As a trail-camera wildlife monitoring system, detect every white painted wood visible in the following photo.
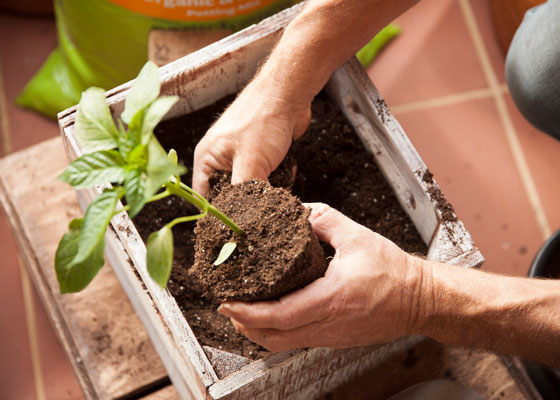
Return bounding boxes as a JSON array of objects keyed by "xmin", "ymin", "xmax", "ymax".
[
  {"xmin": 63, "ymin": 127, "xmax": 216, "ymax": 400},
  {"xmin": 58, "ymin": 2, "xmax": 483, "ymax": 399},
  {"xmin": 327, "ymin": 59, "xmax": 482, "ymax": 265}
]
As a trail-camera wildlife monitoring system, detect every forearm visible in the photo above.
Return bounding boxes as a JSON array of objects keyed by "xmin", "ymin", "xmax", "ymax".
[
  {"xmin": 415, "ymin": 261, "xmax": 560, "ymax": 366},
  {"xmin": 255, "ymin": 0, "xmax": 418, "ymax": 104}
]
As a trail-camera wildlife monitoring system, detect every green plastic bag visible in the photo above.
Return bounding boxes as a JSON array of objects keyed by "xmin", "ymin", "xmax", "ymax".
[
  {"xmin": 357, "ymin": 24, "xmax": 401, "ymax": 68},
  {"xmin": 17, "ymin": 0, "xmax": 294, "ymax": 118}
]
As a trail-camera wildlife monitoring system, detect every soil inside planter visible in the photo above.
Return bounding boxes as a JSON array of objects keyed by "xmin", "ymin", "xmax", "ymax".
[{"xmin": 132, "ymin": 92, "xmax": 428, "ymax": 360}]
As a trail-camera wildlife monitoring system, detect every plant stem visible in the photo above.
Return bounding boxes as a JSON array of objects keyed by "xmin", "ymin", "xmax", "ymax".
[
  {"xmin": 146, "ymin": 190, "xmax": 171, "ymax": 203},
  {"xmin": 111, "ymin": 205, "xmax": 130, "ymax": 218},
  {"xmin": 167, "ymin": 213, "xmax": 207, "ymax": 229},
  {"xmin": 165, "ymin": 182, "xmax": 243, "ymax": 235}
]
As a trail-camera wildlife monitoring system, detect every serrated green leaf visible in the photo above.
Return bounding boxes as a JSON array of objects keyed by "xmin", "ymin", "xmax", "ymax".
[
  {"xmin": 121, "ymin": 61, "xmax": 160, "ymax": 124},
  {"xmin": 72, "ymin": 188, "xmax": 124, "ymax": 265},
  {"xmin": 59, "ymin": 150, "xmax": 127, "ymax": 189},
  {"xmin": 168, "ymin": 149, "xmax": 178, "ymax": 166},
  {"xmin": 127, "ymin": 144, "xmax": 149, "ymax": 170},
  {"xmin": 55, "ymin": 218, "xmax": 105, "ymax": 293},
  {"xmin": 147, "ymin": 226, "xmax": 173, "ymax": 288},
  {"xmin": 145, "ymin": 139, "xmax": 186, "ymax": 198},
  {"xmin": 124, "ymin": 170, "xmax": 146, "ymax": 218},
  {"xmin": 75, "ymin": 87, "xmax": 118, "ymax": 153},
  {"xmin": 213, "ymin": 242, "xmax": 237, "ymax": 266},
  {"xmin": 141, "ymin": 96, "xmax": 179, "ymax": 145}
]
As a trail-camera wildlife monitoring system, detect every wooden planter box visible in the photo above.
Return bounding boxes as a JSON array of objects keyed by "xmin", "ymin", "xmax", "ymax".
[{"xmin": 58, "ymin": 4, "xmax": 483, "ymax": 399}]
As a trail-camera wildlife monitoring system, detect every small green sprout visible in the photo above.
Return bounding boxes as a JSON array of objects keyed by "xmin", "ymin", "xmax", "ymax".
[
  {"xmin": 55, "ymin": 61, "xmax": 242, "ymax": 293},
  {"xmin": 213, "ymin": 242, "xmax": 237, "ymax": 266}
]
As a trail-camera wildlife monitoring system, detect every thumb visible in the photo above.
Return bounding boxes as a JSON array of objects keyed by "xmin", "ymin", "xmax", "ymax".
[
  {"xmin": 231, "ymin": 151, "xmax": 272, "ymax": 185},
  {"xmin": 305, "ymin": 203, "xmax": 366, "ymax": 249}
]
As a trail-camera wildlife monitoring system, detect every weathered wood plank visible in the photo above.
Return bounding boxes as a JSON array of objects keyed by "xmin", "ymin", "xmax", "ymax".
[
  {"xmin": 0, "ymin": 138, "xmax": 169, "ymax": 400},
  {"xmin": 330, "ymin": 340, "xmax": 538, "ymax": 400},
  {"xmin": 148, "ymin": 29, "xmax": 233, "ymax": 67},
  {"xmin": 142, "ymin": 384, "xmax": 180, "ymax": 400}
]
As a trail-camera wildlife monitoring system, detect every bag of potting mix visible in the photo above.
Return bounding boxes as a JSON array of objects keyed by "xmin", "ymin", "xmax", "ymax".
[
  {"xmin": 17, "ymin": 0, "xmax": 295, "ymax": 118},
  {"xmin": 17, "ymin": 0, "xmax": 399, "ymax": 119}
]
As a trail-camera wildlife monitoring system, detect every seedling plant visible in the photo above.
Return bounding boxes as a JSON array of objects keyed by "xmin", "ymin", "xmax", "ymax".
[{"xmin": 55, "ymin": 61, "xmax": 241, "ymax": 294}]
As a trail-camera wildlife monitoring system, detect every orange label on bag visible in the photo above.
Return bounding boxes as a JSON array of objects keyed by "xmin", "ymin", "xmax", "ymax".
[{"xmin": 109, "ymin": 0, "xmax": 279, "ymax": 22}]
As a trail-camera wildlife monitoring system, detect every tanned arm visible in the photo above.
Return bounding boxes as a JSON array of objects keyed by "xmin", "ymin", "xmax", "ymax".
[
  {"xmin": 417, "ymin": 261, "xmax": 560, "ymax": 366},
  {"xmin": 193, "ymin": 0, "xmax": 419, "ymax": 195}
]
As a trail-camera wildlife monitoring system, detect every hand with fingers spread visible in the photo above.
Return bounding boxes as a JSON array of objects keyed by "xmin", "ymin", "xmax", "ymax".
[{"xmin": 217, "ymin": 203, "xmax": 425, "ymax": 351}]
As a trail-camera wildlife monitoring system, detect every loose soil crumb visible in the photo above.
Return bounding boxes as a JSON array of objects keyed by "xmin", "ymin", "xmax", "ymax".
[
  {"xmin": 133, "ymin": 92, "xmax": 428, "ymax": 361},
  {"xmin": 421, "ymin": 170, "xmax": 457, "ymax": 223},
  {"xmin": 192, "ymin": 180, "xmax": 326, "ymax": 301}
]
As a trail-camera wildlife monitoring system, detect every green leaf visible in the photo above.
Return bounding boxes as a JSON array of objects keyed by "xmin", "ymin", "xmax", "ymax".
[
  {"xmin": 146, "ymin": 226, "xmax": 173, "ymax": 288},
  {"xmin": 55, "ymin": 218, "xmax": 105, "ymax": 294},
  {"xmin": 127, "ymin": 144, "xmax": 149, "ymax": 170},
  {"xmin": 75, "ymin": 87, "xmax": 119, "ymax": 153},
  {"xmin": 168, "ymin": 149, "xmax": 178, "ymax": 166},
  {"xmin": 72, "ymin": 188, "xmax": 124, "ymax": 265},
  {"xmin": 124, "ymin": 170, "xmax": 147, "ymax": 218},
  {"xmin": 213, "ymin": 242, "xmax": 237, "ymax": 266},
  {"xmin": 58, "ymin": 150, "xmax": 127, "ymax": 189},
  {"xmin": 145, "ymin": 139, "xmax": 186, "ymax": 198},
  {"xmin": 127, "ymin": 107, "xmax": 145, "ymax": 147},
  {"xmin": 141, "ymin": 96, "xmax": 179, "ymax": 145},
  {"xmin": 116, "ymin": 120, "xmax": 135, "ymax": 159},
  {"xmin": 55, "ymin": 219, "xmax": 82, "ymax": 271},
  {"xmin": 121, "ymin": 61, "xmax": 160, "ymax": 124}
]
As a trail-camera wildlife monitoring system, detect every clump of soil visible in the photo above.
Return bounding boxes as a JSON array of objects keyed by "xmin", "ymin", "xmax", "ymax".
[
  {"xmin": 421, "ymin": 170, "xmax": 457, "ymax": 223},
  {"xmin": 133, "ymin": 92, "xmax": 428, "ymax": 360},
  {"xmin": 191, "ymin": 180, "xmax": 326, "ymax": 301}
]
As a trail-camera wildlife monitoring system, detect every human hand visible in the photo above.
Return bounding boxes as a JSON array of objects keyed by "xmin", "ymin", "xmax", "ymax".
[
  {"xmin": 217, "ymin": 203, "xmax": 427, "ymax": 351},
  {"xmin": 192, "ymin": 74, "xmax": 311, "ymax": 195}
]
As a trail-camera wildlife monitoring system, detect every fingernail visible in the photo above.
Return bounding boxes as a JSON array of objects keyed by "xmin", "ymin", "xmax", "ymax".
[{"xmin": 218, "ymin": 303, "xmax": 232, "ymax": 316}]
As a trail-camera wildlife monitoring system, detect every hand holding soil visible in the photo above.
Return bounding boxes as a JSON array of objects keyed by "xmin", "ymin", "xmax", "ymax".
[
  {"xmin": 191, "ymin": 180, "xmax": 327, "ymax": 301},
  {"xmin": 192, "ymin": 74, "xmax": 311, "ymax": 196},
  {"xmin": 218, "ymin": 202, "xmax": 424, "ymax": 351}
]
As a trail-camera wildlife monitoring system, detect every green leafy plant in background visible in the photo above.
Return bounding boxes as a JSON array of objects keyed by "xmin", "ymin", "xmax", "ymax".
[{"xmin": 55, "ymin": 61, "xmax": 242, "ymax": 294}]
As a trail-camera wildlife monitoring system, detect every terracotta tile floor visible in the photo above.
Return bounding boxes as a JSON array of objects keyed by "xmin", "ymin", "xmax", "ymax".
[{"xmin": 1, "ymin": 0, "xmax": 559, "ymax": 398}]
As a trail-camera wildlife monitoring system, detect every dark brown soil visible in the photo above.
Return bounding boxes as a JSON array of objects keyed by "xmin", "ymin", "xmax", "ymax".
[
  {"xmin": 132, "ymin": 92, "xmax": 428, "ymax": 360},
  {"xmin": 191, "ymin": 180, "xmax": 326, "ymax": 301}
]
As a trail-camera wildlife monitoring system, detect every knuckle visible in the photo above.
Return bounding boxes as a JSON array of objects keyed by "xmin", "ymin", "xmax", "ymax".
[
  {"xmin": 276, "ymin": 310, "xmax": 296, "ymax": 330},
  {"xmin": 314, "ymin": 202, "xmax": 331, "ymax": 216}
]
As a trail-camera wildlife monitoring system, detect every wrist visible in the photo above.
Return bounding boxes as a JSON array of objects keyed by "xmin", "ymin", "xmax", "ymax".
[{"xmin": 400, "ymin": 255, "xmax": 434, "ymax": 337}]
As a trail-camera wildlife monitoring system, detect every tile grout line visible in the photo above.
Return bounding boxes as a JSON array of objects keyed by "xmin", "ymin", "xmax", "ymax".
[
  {"xmin": 0, "ymin": 58, "xmax": 13, "ymax": 155},
  {"xmin": 19, "ymin": 259, "xmax": 47, "ymax": 400},
  {"xmin": 390, "ymin": 85, "xmax": 508, "ymax": 115},
  {"xmin": 458, "ymin": 0, "xmax": 552, "ymax": 241},
  {"xmin": 0, "ymin": 56, "xmax": 45, "ymax": 400}
]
